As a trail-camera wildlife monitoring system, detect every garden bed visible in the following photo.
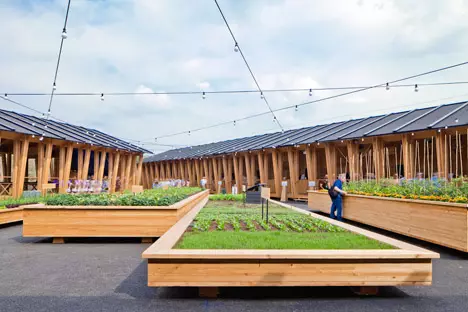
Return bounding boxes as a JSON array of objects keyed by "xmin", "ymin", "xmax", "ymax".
[
  {"xmin": 22, "ymin": 188, "xmax": 208, "ymax": 242},
  {"xmin": 308, "ymin": 191, "xmax": 468, "ymax": 252},
  {"xmin": 143, "ymin": 198, "xmax": 439, "ymax": 288},
  {"xmin": 0, "ymin": 207, "xmax": 23, "ymax": 225}
]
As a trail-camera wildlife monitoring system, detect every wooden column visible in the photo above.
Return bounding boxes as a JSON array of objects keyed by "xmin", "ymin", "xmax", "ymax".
[
  {"xmin": 136, "ymin": 154, "xmax": 143, "ymax": 185},
  {"xmin": 402, "ymin": 134, "xmax": 414, "ymax": 179},
  {"xmin": 305, "ymin": 146, "xmax": 318, "ymax": 184},
  {"xmin": 208, "ymin": 159, "xmax": 214, "ymax": 190},
  {"xmin": 77, "ymin": 149, "xmax": 83, "ymax": 182},
  {"xmin": 82, "ymin": 148, "xmax": 91, "ymax": 180},
  {"xmin": 36, "ymin": 143, "xmax": 44, "ymax": 191},
  {"xmin": 187, "ymin": 160, "xmax": 193, "ymax": 185},
  {"xmin": 435, "ymin": 131, "xmax": 448, "ymax": 179},
  {"xmin": 42, "ymin": 143, "xmax": 53, "ymax": 195},
  {"xmin": 257, "ymin": 152, "xmax": 266, "ymax": 184},
  {"xmin": 244, "ymin": 154, "xmax": 253, "ymax": 187},
  {"xmin": 97, "ymin": 151, "xmax": 107, "ymax": 183},
  {"xmin": 11, "ymin": 140, "xmax": 20, "ymax": 198},
  {"xmin": 179, "ymin": 160, "xmax": 185, "ymax": 180},
  {"xmin": 110, "ymin": 153, "xmax": 120, "ymax": 193},
  {"xmin": 93, "ymin": 151, "xmax": 100, "ymax": 180},
  {"xmin": 346, "ymin": 141, "xmax": 359, "ymax": 181},
  {"xmin": 15, "ymin": 139, "xmax": 30, "ymax": 198},
  {"xmin": 287, "ymin": 148, "xmax": 299, "ymax": 198},
  {"xmin": 194, "ymin": 159, "xmax": 201, "ymax": 185},
  {"xmin": 107, "ymin": 153, "xmax": 114, "ymax": 191},
  {"xmin": 62, "ymin": 145, "xmax": 74, "ymax": 193},
  {"xmin": 263, "ymin": 153, "xmax": 269, "ymax": 186},
  {"xmin": 324, "ymin": 143, "xmax": 337, "ymax": 182},
  {"xmin": 58, "ymin": 146, "xmax": 66, "ymax": 192},
  {"xmin": 272, "ymin": 150, "xmax": 281, "ymax": 196},
  {"xmin": 372, "ymin": 138, "xmax": 385, "ymax": 181},
  {"xmin": 124, "ymin": 154, "xmax": 133, "ymax": 190},
  {"xmin": 222, "ymin": 157, "xmax": 230, "ymax": 193},
  {"xmin": 233, "ymin": 155, "xmax": 241, "ymax": 193},
  {"xmin": 212, "ymin": 158, "xmax": 220, "ymax": 193}
]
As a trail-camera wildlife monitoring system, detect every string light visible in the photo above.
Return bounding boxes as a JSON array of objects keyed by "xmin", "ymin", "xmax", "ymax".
[
  {"xmin": 273, "ymin": 116, "xmax": 277, "ymax": 123},
  {"xmin": 202, "ymin": 92, "xmax": 206, "ymax": 100},
  {"xmin": 4, "ymin": 93, "xmax": 7, "ymax": 98},
  {"xmin": 233, "ymin": 120, "xmax": 236, "ymax": 126},
  {"xmin": 455, "ymin": 118, "xmax": 459, "ymax": 123},
  {"xmin": 53, "ymin": 83, "xmax": 57, "ymax": 91},
  {"xmin": 414, "ymin": 84, "xmax": 419, "ymax": 92},
  {"xmin": 309, "ymin": 89, "xmax": 312, "ymax": 96},
  {"xmin": 61, "ymin": 29, "xmax": 68, "ymax": 39},
  {"xmin": 234, "ymin": 43, "xmax": 239, "ymax": 52},
  {"xmin": 260, "ymin": 92, "xmax": 264, "ymax": 99},
  {"xmin": 100, "ymin": 93, "xmax": 104, "ymax": 101},
  {"xmin": 295, "ymin": 105, "xmax": 298, "ymax": 112},
  {"xmin": 386, "ymin": 83, "xmax": 390, "ymax": 90}
]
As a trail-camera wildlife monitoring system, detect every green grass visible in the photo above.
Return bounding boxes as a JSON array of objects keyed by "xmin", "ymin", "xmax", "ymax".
[
  {"xmin": 175, "ymin": 231, "xmax": 395, "ymax": 249},
  {"xmin": 175, "ymin": 200, "xmax": 396, "ymax": 250},
  {"xmin": 209, "ymin": 194, "xmax": 244, "ymax": 201},
  {"xmin": 0, "ymin": 197, "xmax": 46, "ymax": 209}
]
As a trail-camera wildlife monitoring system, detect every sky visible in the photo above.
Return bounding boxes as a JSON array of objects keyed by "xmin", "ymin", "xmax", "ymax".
[{"xmin": 1, "ymin": 0, "xmax": 468, "ymax": 155}]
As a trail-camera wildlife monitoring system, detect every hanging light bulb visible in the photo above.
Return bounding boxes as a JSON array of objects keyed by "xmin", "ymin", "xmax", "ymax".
[
  {"xmin": 188, "ymin": 131, "xmax": 191, "ymax": 136},
  {"xmin": 233, "ymin": 120, "xmax": 236, "ymax": 126},
  {"xmin": 39, "ymin": 136, "xmax": 44, "ymax": 141},
  {"xmin": 455, "ymin": 118, "xmax": 459, "ymax": 123},
  {"xmin": 273, "ymin": 116, "xmax": 277, "ymax": 123},
  {"xmin": 260, "ymin": 92, "xmax": 264, "ymax": 99},
  {"xmin": 386, "ymin": 83, "xmax": 390, "ymax": 90},
  {"xmin": 309, "ymin": 89, "xmax": 312, "ymax": 96},
  {"xmin": 101, "ymin": 93, "xmax": 104, "ymax": 101},
  {"xmin": 295, "ymin": 105, "xmax": 298, "ymax": 112},
  {"xmin": 202, "ymin": 92, "xmax": 206, "ymax": 99},
  {"xmin": 61, "ymin": 29, "xmax": 68, "ymax": 39},
  {"xmin": 234, "ymin": 43, "xmax": 239, "ymax": 52},
  {"xmin": 53, "ymin": 82, "xmax": 57, "ymax": 91},
  {"xmin": 414, "ymin": 84, "xmax": 418, "ymax": 92},
  {"xmin": 32, "ymin": 135, "xmax": 35, "ymax": 138}
]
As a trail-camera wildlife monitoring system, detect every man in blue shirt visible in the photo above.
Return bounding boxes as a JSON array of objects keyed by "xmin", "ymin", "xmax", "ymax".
[{"xmin": 330, "ymin": 174, "xmax": 347, "ymax": 221}]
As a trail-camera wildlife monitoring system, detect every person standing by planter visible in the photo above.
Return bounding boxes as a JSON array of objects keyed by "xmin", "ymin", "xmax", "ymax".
[{"xmin": 329, "ymin": 174, "xmax": 347, "ymax": 221}]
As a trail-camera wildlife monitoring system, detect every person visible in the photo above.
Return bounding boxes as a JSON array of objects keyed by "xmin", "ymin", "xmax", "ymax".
[
  {"xmin": 329, "ymin": 174, "xmax": 347, "ymax": 221},
  {"xmin": 200, "ymin": 177, "xmax": 207, "ymax": 189}
]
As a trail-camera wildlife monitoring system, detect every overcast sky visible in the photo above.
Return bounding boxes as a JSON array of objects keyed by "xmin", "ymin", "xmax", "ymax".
[{"xmin": 1, "ymin": 0, "xmax": 468, "ymax": 154}]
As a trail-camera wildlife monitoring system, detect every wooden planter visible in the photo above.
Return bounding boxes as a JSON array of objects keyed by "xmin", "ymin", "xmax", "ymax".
[
  {"xmin": 143, "ymin": 199, "xmax": 438, "ymax": 288},
  {"xmin": 308, "ymin": 191, "xmax": 468, "ymax": 252},
  {"xmin": 0, "ymin": 207, "xmax": 23, "ymax": 225},
  {"xmin": 22, "ymin": 190, "xmax": 209, "ymax": 240}
]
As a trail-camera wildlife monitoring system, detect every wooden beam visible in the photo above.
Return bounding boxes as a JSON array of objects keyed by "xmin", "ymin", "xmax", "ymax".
[
  {"xmin": 58, "ymin": 146, "xmax": 66, "ymax": 193},
  {"xmin": 107, "ymin": 153, "xmax": 114, "ymax": 192},
  {"xmin": 195, "ymin": 159, "xmax": 201, "ymax": 186},
  {"xmin": 263, "ymin": 153, "xmax": 269, "ymax": 186},
  {"xmin": 435, "ymin": 131, "xmax": 447, "ymax": 179},
  {"xmin": 212, "ymin": 158, "xmax": 219, "ymax": 193},
  {"xmin": 222, "ymin": 157, "xmax": 231, "ymax": 193},
  {"xmin": 305, "ymin": 146, "xmax": 318, "ymax": 185},
  {"xmin": 136, "ymin": 154, "xmax": 143, "ymax": 185},
  {"xmin": 287, "ymin": 148, "xmax": 299, "ymax": 198},
  {"xmin": 187, "ymin": 160, "xmax": 193, "ymax": 186},
  {"xmin": 82, "ymin": 148, "xmax": 91, "ymax": 180},
  {"xmin": 324, "ymin": 143, "xmax": 337, "ymax": 182},
  {"xmin": 62, "ymin": 145, "xmax": 74, "ymax": 193},
  {"xmin": 12, "ymin": 140, "xmax": 20, "ymax": 198},
  {"xmin": 42, "ymin": 143, "xmax": 53, "ymax": 195},
  {"xmin": 16, "ymin": 139, "xmax": 30, "ymax": 198}
]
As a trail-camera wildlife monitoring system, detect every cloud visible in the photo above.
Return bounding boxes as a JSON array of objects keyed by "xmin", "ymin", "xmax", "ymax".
[{"xmin": 0, "ymin": 0, "xmax": 468, "ymax": 155}]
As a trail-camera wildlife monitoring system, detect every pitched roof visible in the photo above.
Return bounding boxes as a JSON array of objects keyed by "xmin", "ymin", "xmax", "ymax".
[
  {"xmin": 145, "ymin": 100, "xmax": 468, "ymax": 162},
  {"xmin": 0, "ymin": 108, "xmax": 151, "ymax": 153}
]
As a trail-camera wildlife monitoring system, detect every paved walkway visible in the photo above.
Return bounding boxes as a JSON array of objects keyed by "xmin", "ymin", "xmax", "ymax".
[{"xmin": 1, "ymin": 216, "xmax": 467, "ymax": 312}]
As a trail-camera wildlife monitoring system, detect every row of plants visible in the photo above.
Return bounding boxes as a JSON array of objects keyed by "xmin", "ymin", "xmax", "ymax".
[
  {"xmin": 44, "ymin": 187, "xmax": 202, "ymax": 206},
  {"xmin": 192, "ymin": 212, "xmax": 347, "ymax": 233},
  {"xmin": 0, "ymin": 197, "xmax": 45, "ymax": 209},
  {"xmin": 209, "ymin": 194, "xmax": 244, "ymax": 201},
  {"xmin": 0, "ymin": 187, "xmax": 201, "ymax": 208},
  {"xmin": 343, "ymin": 179, "xmax": 468, "ymax": 203}
]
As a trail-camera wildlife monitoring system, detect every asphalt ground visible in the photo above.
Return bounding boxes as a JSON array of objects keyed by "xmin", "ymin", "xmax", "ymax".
[{"xmin": 0, "ymin": 210, "xmax": 467, "ymax": 312}]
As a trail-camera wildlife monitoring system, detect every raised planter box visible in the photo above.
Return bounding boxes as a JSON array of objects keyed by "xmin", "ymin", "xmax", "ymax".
[
  {"xmin": 22, "ymin": 190, "xmax": 209, "ymax": 239},
  {"xmin": 143, "ymin": 199, "xmax": 438, "ymax": 288},
  {"xmin": 0, "ymin": 207, "xmax": 23, "ymax": 225},
  {"xmin": 308, "ymin": 191, "xmax": 468, "ymax": 252}
]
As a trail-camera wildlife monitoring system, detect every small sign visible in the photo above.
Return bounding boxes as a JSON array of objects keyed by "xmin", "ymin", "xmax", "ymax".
[
  {"xmin": 308, "ymin": 181, "xmax": 316, "ymax": 187},
  {"xmin": 281, "ymin": 181, "xmax": 288, "ymax": 187},
  {"xmin": 132, "ymin": 185, "xmax": 144, "ymax": 194},
  {"xmin": 218, "ymin": 181, "xmax": 222, "ymax": 185},
  {"xmin": 261, "ymin": 187, "xmax": 270, "ymax": 199}
]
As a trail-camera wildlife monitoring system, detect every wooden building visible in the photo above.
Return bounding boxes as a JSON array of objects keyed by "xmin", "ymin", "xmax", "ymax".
[
  {"xmin": 142, "ymin": 101, "xmax": 468, "ymax": 200},
  {"xmin": 0, "ymin": 108, "xmax": 150, "ymax": 198}
]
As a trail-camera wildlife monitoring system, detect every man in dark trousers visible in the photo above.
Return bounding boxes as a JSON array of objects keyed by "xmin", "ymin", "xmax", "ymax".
[{"xmin": 329, "ymin": 174, "xmax": 347, "ymax": 221}]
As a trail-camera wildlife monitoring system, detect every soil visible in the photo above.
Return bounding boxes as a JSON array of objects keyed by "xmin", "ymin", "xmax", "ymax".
[
  {"xmin": 224, "ymin": 223, "xmax": 234, "ymax": 231},
  {"xmin": 239, "ymin": 221, "xmax": 248, "ymax": 231},
  {"xmin": 253, "ymin": 221, "xmax": 263, "ymax": 231},
  {"xmin": 209, "ymin": 221, "xmax": 218, "ymax": 231}
]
